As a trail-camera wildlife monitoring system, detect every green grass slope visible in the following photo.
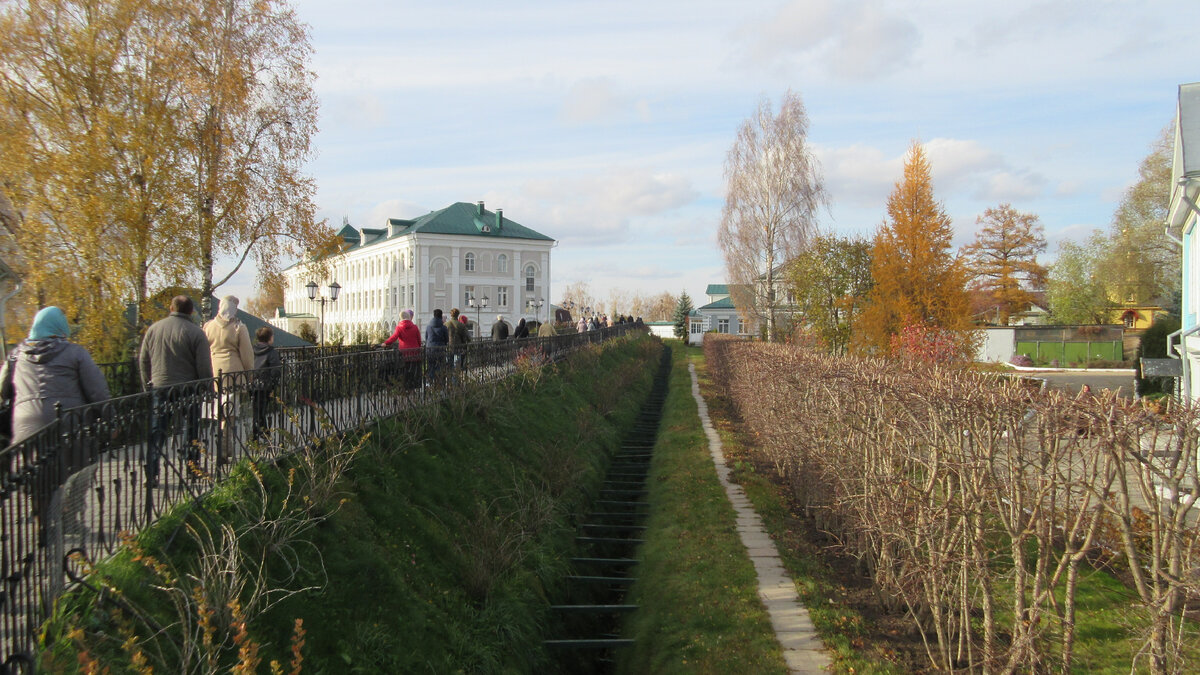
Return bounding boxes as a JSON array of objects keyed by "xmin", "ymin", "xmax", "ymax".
[{"xmin": 42, "ymin": 335, "xmax": 663, "ymax": 674}]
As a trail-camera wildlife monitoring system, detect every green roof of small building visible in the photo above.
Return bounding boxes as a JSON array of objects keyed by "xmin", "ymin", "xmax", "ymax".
[
  {"xmin": 705, "ymin": 284, "xmax": 729, "ymax": 296},
  {"xmin": 697, "ymin": 297, "xmax": 736, "ymax": 311}
]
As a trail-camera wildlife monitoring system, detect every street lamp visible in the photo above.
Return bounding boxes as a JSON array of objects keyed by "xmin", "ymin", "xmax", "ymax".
[
  {"xmin": 305, "ymin": 280, "xmax": 341, "ymax": 346},
  {"xmin": 527, "ymin": 297, "xmax": 544, "ymax": 324},
  {"xmin": 468, "ymin": 294, "xmax": 489, "ymax": 337}
]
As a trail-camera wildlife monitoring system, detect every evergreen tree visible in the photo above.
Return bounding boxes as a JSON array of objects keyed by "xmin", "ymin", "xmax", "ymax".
[
  {"xmin": 857, "ymin": 142, "xmax": 972, "ymax": 355},
  {"xmin": 673, "ymin": 291, "xmax": 694, "ymax": 339}
]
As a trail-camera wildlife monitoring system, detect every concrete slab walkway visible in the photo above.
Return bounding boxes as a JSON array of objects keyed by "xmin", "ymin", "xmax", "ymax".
[{"xmin": 688, "ymin": 362, "xmax": 831, "ymax": 674}]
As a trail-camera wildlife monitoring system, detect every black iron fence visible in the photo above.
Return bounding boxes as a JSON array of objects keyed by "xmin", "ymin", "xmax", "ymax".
[{"xmin": 0, "ymin": 324, "xmax": 642, "ymax": 671}]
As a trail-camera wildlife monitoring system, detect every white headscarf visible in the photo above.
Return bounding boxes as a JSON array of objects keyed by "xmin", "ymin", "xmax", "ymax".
[{"xmin": 218, "ymin": 295, "xmax": 239, "ymax": 322}]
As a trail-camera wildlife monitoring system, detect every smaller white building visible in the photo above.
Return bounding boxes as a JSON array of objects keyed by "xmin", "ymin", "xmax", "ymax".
[{"xmin": 688, "ymin": 284, "xmax": 752, "ymax": 345}]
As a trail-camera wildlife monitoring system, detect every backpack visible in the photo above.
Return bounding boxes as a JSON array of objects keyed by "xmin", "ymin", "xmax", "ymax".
[{"xmin": 0, "ymin": 352, "xmax": 18, "ymax": 447}]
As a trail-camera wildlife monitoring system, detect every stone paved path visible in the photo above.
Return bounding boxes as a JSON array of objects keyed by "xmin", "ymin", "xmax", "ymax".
[{"xmin": 688, "ymin": 362, "xmax": 831, "ymax": 674}]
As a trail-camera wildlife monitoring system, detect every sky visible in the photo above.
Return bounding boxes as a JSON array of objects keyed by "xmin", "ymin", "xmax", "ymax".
[{"xmin": 224, "ymin": 0, "xmax": 1200, "ymax": 309}]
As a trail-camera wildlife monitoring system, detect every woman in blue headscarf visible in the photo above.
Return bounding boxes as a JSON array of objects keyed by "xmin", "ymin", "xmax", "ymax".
[{"xmin": 1, "ymin": 306, "xmax": 110, "ymax": 447}]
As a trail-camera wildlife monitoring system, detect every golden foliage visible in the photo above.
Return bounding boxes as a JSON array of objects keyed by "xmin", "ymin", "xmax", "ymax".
[{"xmin": 857, "ymin": 141, "xmax": 972, "ymax": 354}]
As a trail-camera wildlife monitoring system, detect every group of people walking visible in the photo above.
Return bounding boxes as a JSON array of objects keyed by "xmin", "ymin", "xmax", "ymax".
[
  {"xmin": 575, "ymin": 314, "xmax": 637, "ymax": 333},
  {"xmin": 1, "ymin": 294, "xmax": 279, "ymax": 499},
  {"xmin": 379, "ymin": 309, "xmax": 557, "ymax": 389}
]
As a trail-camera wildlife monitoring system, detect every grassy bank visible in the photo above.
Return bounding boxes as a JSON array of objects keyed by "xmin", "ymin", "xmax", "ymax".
[
  {"xmin": 617, "ymin": 341, "xmax": 788, "ymax": 674},
  {"xmin": 42, "ymin": 334, "xmax": 663, "ymax": 673}
]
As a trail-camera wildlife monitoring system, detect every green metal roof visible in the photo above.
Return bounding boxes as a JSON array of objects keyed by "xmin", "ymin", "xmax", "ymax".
[
  {"xmin": 284, "ymin": 202, "xmax": 554, "ymax": 270},
  {"xmin": 705, "ymin": 284, "xmax": 729, "ymax": 296},
  {"xmin": 338, "ymin": 202, "xmax": 553, "ymax": 254},
  {"xmin": 697, "ymin": 297, "xmax": 736, "ymax": 311}
]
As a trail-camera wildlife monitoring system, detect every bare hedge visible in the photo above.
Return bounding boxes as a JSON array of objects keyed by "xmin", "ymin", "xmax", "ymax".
[{"xmin": 705, "ymin": 335, "xmax": 1200, "ymax": 674}]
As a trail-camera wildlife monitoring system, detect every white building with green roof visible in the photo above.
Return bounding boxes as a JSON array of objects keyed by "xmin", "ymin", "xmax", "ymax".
[
  {"xmin": 274, "ymin": 201, "xmax": 555, "ymax": 341},
  {"xmin": 687, "ymin": 284, "xmax": 751, "ymax": 345}
]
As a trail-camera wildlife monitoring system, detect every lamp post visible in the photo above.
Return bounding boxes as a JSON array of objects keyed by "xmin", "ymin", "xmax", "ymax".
[
  {"xmin": 305, "ymin": 280, "xmax": 341, "ymax": 346},
  {"xmin": 527, "ymin": 297, "xmax": 544, "ymax": 324},
  {"xmin": 468, "ymin": 294, "xmax": 489, "ymax": 338}
]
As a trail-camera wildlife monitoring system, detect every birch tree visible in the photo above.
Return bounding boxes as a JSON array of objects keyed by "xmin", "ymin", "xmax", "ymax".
[
  {"xmin": 180, "ymin": 0, "xmax": 330, "ymax": 315},
  {"xmin": 718, "ymin": 91, "xmax": 825, "ymax": 341},
  {"xmin": 0, "ymin": 0, "xmax": 194, "ymax": 356}
]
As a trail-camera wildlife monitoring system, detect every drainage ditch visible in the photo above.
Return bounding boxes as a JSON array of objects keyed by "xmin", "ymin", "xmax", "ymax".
[{"xmin": 544, "ymin": 345, "xmax": 671, "ymax": 673}]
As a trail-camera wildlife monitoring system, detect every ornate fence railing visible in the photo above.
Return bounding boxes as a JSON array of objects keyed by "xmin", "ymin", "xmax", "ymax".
[{"xmin": 0, "ymin": 324, "xmax": 642, "ymax": 671}]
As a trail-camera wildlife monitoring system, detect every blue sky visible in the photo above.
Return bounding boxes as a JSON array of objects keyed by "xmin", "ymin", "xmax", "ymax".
[{"xmin": 226, "ymin": 0, "xmax": 1200, "ymax": 308}]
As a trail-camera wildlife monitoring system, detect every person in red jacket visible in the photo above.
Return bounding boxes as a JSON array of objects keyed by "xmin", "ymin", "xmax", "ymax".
[{"xmin": 382, "ymin": 309, "xmax": 422, "ymax": 389}]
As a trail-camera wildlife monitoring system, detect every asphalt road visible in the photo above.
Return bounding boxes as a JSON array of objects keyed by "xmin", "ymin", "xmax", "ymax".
[{"xmin": 1033, "ymin": 371, "xmax": 1136, "ymax": 398}]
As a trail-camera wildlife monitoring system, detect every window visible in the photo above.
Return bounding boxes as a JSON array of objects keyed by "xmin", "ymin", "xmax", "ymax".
[
  {"xmin": 498, "ymin": 286, "xmax": 508, "ymax": 307},
  {"xmin": 690, "ymin": 320, "xmax": 701, "ymax": 334},
  {"xmin": 737, "ymin": 319, "xmax": 746, "ymax": 335},
  {"xmin": 407, "ymin": 250, "xmax": 414, "ymax": 269},
  {"xmin": 465, "ymin": 285, "xmax": 474, "ymax": 306},
  {"xmin": 464, "ymin": 252, "xmax": 475, "ymax": 272},
  {"xmin": 498, "ymin": 254, "xmax": 508, "ymax": 273},
  {"xmin": 525, "ymin": 265, "xmax": 535, "ymax": 292},
  {"xmin": 718, "ymin": 319, "xmax": 729, "ymax": 334}
]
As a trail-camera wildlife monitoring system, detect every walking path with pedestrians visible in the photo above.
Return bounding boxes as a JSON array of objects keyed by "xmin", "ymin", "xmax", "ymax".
[{"xmin": 688, "ymin": 362, "xmax": 831, "ymax": 674}]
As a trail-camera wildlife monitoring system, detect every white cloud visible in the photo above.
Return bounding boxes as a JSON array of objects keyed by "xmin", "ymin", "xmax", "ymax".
[
  {"xmin": 978, "ymin": 171, "xmax": 1046, "ymax": 202},
  {"xmin": 364, "ymin": 199, "xmax": 429, "ymax": 227},
  {"xmin": 814, "ymin": 144, "xmax": 899, "ymax": 207},
  {"xmin": 734, "ymin": 0, "xmax": 921, "ymax": 80},
  {"xmin": 510, "ymin": 168, "xmax": 699, "ymax": 244},
  {"xmin": 819, "ymin": 138, "xmax": 1051, "ymax": 214},
  {"xmin": 923, "ymin": 138, "xmax": 1004, "ymax": 186},
  {"xmin": 827, "ymin": 6, "xmax": 921, "ymax": 79}
]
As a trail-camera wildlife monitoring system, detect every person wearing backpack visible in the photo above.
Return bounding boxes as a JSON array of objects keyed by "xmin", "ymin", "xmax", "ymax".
[{"xmin": 424, "ymin": 309, "xmax": 449, "ymax": 385}]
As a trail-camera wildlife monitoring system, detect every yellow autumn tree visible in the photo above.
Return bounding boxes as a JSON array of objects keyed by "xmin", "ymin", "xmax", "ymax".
[
  {"xmin": 0, "ymin": 0, "xmax": 194, "ymax": 358},
  {"xmin": 0, "ymin": 0, "xmax": 333, "ymax": 357},
  {"xmin": 856, "ymin": 142, "xmax": 972, "ymax": 357}
]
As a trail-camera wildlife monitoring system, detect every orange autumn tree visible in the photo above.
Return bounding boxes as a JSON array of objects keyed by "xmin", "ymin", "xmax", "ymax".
[
  {"xmin": 961, "ymin": 203, "xmax": 1048, "ymax": 325},
  {"xmin": 856, "ymin": 142, "xmax": 973, "ymax": 360}
]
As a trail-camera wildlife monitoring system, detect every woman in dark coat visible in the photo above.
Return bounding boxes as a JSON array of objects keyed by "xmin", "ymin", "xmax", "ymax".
[
  {"xmin": 1, "ymin": 306, "xmax": 110, "ymax": 542},
  {"xmin": 513, "ymin": 318, "xmax": 530, "ymax": 339},
  {"xmin": 3, "ymin": 307, "xmax": 110, "ymax": 448}
]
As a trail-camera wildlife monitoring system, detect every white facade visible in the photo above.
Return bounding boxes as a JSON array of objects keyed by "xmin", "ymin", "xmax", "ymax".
[
  {"xmin": 1170, "ymin": 83, "xmax": 1200, "ymax": 400},
  {"xmin": 687, "ymin": 284, "xmax": 752, "ymax": 346},
  {"xmin": 274, "ymin": 203, "xmax": 555, "ymax": 342}
]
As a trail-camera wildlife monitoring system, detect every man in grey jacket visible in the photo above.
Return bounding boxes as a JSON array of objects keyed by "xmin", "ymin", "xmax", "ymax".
[{"xmin": 139, "ymin": 296, "xmax": 213, "ymax": 486}]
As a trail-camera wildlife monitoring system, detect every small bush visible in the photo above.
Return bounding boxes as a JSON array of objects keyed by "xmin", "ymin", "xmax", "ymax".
[{"xmin": 1009, "ymin": 354, "xmax": 1033, "ymax": 367}]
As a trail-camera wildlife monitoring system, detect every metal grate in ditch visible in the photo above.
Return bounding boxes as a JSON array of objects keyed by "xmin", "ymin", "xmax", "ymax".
[{"xmin": 544, "ymin": 346, "xmax": 671, "ymax": 673}]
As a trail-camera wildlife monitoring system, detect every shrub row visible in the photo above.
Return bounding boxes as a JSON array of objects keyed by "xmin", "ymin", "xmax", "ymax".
[{"xmin": 706, "ymin": 335, "xmax": 1200, "ymax": 674}]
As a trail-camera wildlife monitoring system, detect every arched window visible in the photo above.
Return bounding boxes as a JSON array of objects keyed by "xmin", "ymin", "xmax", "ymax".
[
  {"xmin": 525, "ymin": 265, "xmax": 535, "ymax": 292},
  {"xmin": 464, "ymin": 252, "xmax": 475, "ymax": 272},
  {"xmin": 498, "ymin": 254, "xmax": 508, "ymax": 273}
]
